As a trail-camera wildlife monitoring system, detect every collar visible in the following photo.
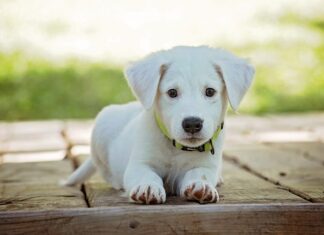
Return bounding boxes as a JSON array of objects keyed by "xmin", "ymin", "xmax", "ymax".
[{"xmin": 154, "ymin": 112, "xmax": 224, "ymax": 155}]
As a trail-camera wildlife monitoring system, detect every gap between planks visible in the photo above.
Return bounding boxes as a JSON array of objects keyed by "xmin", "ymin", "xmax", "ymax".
[
  {"xmin": 61, "ymin": 126, "xmax": 91, "ymax": 208},
  {"xmin": 223, "ymin": 142, "xmax": 324, "ymax": 203},
  {"xmin": 223, "ymin": 154, "xmax": 315, "ymax": 203}
]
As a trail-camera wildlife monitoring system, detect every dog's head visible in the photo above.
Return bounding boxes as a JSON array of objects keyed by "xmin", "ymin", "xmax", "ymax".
[{"xmin": 125, "ymin": 46, "xmax": 254, "ymax": 147}]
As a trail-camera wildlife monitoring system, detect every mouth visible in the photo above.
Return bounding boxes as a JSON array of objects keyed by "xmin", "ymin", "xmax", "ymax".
[
  {"xmin": 184, "ymin": 137, "xmax": 203, "ymax": 142},
  {"xmin": 179, "ymin": 136, "xmax": 207, "ymax": 147}
]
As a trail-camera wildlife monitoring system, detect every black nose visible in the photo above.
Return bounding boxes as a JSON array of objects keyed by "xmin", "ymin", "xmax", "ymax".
[{"xmin": 182, "ymin": 117, "xmax": 203, "ymax": 134}]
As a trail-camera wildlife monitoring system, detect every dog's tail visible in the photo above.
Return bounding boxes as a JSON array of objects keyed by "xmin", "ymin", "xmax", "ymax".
[{"xmin": 62, "ymin": 157, "xmax": 96, "ymax": 186}]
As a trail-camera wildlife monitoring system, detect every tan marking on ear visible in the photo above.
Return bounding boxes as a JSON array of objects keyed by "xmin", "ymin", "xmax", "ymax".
[
  {"xmin": 215, "ymin": 64, "xmax": 230, "ymax": 116},
  {"xmin": 159, "ymin": 64, "xmax": 168, "ymax": 78},
  {"xmin": 214, "ymin": 64, "xmax": 223, "ymax": 79},
  {"xmin": 155, "ymin": 64, "xmax": 170, "ymax": 110}
]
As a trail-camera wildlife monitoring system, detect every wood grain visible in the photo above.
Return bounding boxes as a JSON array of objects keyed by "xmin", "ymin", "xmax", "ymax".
[
  {"xmin": 64, "ymin": 120, "xmax": 93, "ymax": 145},
  {"xmin": 0, "ymin": 160, "xmax": 87, "ymax": 211},
  {"xmin": 4, "ymin": 120, "xmax": 64, "ymax": 138},
  {"xmin": 1, "ymin": 133, "xmax": 66, "ymax": 154},
  {"xmin": 219, "ymin": 161, "xmax": 305, "ymax": 203},
  {"xmin": 268, "ymin": 113, "xmax": 324, "ymax": 129},
  {"xmin": 224, "ymin": 144, "xmax": 324, "ymax": 202},
  {"xmin": 0, "ymin": 160, "xmax": 73, "ymax": 183},
  {"xmin": 224, "ymin": 113, "xmax": 322, "ymax": 146},
  {"xmin": 264, "ymin": 142, "xmax": 324, "ymax": 165},
  {"xmin": 0, "ymin": 204, "xmax": 323, "ymax": 235},
  {"xmin": 2, "ymin": 150, "xmax": 66, "ymax": 163}
]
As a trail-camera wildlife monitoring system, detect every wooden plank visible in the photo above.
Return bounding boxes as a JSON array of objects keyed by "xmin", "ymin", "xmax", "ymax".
[
  {"xmin": 265, "ymin": 113, "xmax": 324, "ymax": 142},
  {"xmin": 225, "ymin": 115, "xmax": 275, "ymax": 145},
  {"xmin": 71, "ymin": 145, "xmax": 90, "ymax": 156},
  {"xmin": 1, "ymin": 133, "xmax": 66, "ymax": 154},
  {"xmin": 0, "ymin": 121, "xmax": 65, "ymax": 156},
  {"xmin": 76, "ymin": 155, "xmax": 304, "ymax": 207},
  {"xmin": 256, "ymin": 130, "xmax": 318, "ymax": 143},
  {"xmin": 64, "ymin": 120, "xmax": 93, "ymax": 145},
  {"xmin": 268, "ymin": 113, "xmax": 324, "ymax": 130},
  {"xmin": 264, "ymin": 142, "xmax": 324, "ymax": 165},
  {"xmin": 224, "ymin": 144, "xmax": 324, "ymax": 202},
  {"xmin": 0, "ymin": 159, "xmax": 87, "ymax": 211},
  {"xmin": 0, "ymin": 204, "xmax": 323, "ymax": 234},
  {"xmin": 0, "ymin": 183, "xmax": 86, "ymax": 211},
  {"xmin": 312, "ymin": 126, "xmax": 324, "ymax": 142},
  {"xmin": 219, "ymin": 161, "xmax": 305, "ymax": 203},
  {"xmin": 0, "ymin": 123, "xmax": 9, "ymax": 142},
  {"xmin": 5, "ymin": 121, "xmax": 64, "ymax": 138},
  {"xmin": 0, "ymin": 160, "xmax": 74, "ymax": 183},
  {"xmin": 224, "ymin": 113, "xmax": 323, "ymax": 146},
  {"xmin": 2, "ymin": 150, "xmax": 66, "ymax": 163}
]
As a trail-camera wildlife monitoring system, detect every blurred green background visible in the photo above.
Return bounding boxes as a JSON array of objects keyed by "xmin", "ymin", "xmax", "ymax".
[{"xmin": 1, "ymin": 1, "xmax": 323, "ymax": 120}]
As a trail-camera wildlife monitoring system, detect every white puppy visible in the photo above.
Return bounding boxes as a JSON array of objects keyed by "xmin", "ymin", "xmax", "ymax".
[{"xmin": 64, "ymin": 46, "xmax": 254, "ymax": 204}]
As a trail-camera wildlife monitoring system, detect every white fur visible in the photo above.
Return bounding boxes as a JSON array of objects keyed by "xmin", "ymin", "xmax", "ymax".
[{"xmin": 64, "ymin": 46, "xmax": 254, "ymax": 204}]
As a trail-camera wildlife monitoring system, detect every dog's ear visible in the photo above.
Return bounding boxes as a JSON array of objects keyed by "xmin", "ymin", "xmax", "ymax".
[
  {"xmin": 124, "ymin": 53, "xmax": 168, "ymax": 110},
  {"xmin": 214, "ymin": 53, "xmax": 255, "ymax": 111}
]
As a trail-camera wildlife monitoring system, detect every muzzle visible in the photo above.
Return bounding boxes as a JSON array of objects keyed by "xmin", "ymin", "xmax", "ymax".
[{"xmin": 154, "ymin": 112, "xmax": 224, "ymax": 155}]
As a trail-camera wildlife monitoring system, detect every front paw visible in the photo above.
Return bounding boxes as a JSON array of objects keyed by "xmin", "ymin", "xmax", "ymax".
[
  {"xmin": 181, "ymin": 181, "xmax": 219, "ymax": 204},
  {"xmin": 129, "ymin": 183, "xmax": 166, "ymax": 204}
]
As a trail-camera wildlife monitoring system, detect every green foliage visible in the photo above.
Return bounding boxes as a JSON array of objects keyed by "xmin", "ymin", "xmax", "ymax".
[{"xmin": 0, "ymin": 53, "xmax": 134, "ymax": 120}]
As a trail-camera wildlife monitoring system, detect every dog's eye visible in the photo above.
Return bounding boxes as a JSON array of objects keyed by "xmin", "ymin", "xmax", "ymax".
[
  {"xmin": 167, "ymin": 89, "xmax": 178, "ymax": 98},
  {"xmin": 205, "ymin": 88, "xmax": 216, "ymax": 97}
]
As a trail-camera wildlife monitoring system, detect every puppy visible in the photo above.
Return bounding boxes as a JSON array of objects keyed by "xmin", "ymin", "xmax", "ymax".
[{"xmin": 64, "ymin": 46, "xmax": 254, "ymax": 204}]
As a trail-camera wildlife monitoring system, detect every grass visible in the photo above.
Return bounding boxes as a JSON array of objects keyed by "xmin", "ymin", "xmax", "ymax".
[
  {"xmin": 0, "ymin": 14, "xmax": 324, "ymax": 120},
  {"xmin": 0, "ymin": 54, "xmax": 134, "ymax": 120}
]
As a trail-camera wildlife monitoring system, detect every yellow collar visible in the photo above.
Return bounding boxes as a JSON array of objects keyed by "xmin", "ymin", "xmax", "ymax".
[{"xmin": 154, "ymin": 112, "xmax": 223, "ymax": 155}]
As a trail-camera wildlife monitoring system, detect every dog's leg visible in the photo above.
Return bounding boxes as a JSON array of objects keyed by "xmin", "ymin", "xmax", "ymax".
[
  {"xmin": 179, "ymin": 167, "xmax": 219, "ymax": 204},
  {"xmin": 124, "ymin": 163, "xmax": 166, "ymax": 204},
  {"xmin": 216, "ymin": 160, "xmax": 224, "ymax": 186}
]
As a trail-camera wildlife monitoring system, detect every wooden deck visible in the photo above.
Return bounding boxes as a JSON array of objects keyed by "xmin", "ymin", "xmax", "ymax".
[{"xmin": 0, "ymin": 113, "xmax": 324, "ymax": 234}]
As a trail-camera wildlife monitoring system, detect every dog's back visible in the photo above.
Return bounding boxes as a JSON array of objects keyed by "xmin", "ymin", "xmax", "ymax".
[{"xmin": 91, "ymin": 101, "xmax": 143, "ymax": 188}]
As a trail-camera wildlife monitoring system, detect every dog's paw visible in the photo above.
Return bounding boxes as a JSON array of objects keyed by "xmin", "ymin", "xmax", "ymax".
[
  {"xmin": 181, "ymin": 181, "xmax": 219, "ymax": 204},
  {"xmin": 129, "ymin": 183, "xmax": 166, "ymax": 204}
]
